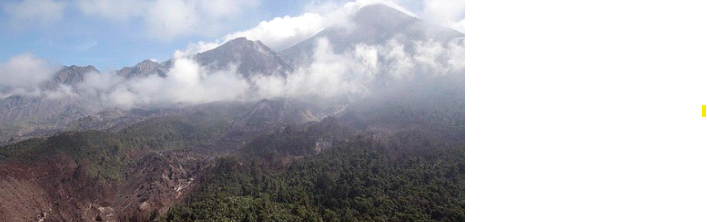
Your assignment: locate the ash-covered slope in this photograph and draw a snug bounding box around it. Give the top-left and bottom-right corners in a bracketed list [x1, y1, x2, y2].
[280, 4, 464, 65]
[194, 37, 293, 78]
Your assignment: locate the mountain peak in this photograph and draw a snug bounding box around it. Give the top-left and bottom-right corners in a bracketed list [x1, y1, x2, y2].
[194, 37, 293, 78]
[51, 65, 98, 87]
[354, 4, 417, 27]
[137, 59, 157, 65]
[64, 64, 97, 71]
[279, 3, 463, 65]
[226, 36, 248, 43]
[220, 37, 250, 48]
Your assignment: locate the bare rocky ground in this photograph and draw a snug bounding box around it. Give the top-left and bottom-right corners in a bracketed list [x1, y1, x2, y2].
[0, 148, 217, 222]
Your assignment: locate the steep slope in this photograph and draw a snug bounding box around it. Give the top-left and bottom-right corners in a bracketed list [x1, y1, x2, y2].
[194, 37, 293, 78]
[280, 4, 464, 65]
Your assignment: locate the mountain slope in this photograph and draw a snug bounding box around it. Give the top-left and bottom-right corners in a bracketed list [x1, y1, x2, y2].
[0, 95, 95, 144]
[280, 4, 464, 65]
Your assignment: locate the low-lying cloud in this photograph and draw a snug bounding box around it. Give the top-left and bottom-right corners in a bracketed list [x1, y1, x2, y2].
[1, 34, 463, 109]
[0, 53, 59, 97]
[420, 0, 465, 33]
[71, 36, 464, 109]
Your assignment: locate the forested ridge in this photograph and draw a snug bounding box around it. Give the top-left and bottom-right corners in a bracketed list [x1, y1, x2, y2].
[165, 131, 464, 221]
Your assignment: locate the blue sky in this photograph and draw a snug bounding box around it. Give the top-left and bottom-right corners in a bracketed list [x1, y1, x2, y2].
[0, 0, 464, 71]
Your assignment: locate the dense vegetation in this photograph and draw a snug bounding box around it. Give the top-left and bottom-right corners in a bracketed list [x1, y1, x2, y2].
[164, 131, 464, 221]
[0, 131, 129, 181]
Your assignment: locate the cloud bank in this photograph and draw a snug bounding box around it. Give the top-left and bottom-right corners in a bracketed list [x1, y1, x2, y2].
[71, 36, 464, 109]
[419, 0, 465, 33]
[0, 53, 59, 97]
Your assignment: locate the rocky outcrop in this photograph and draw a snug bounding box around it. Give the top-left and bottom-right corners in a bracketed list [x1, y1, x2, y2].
[0, 149, 210, 222]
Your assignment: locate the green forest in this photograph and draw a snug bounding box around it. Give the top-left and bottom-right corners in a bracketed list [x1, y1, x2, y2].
[165, 132, 464, 222]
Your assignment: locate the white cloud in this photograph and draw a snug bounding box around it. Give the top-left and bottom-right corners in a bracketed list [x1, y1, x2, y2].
[222, 13, 326, 51]
[0, 53, 58, 92]
[172, 0, 467, 56]
[284, 38, 362, 98]
[306, 0, 417, 18]
[77, 0, 261, 40]
[173, 41, 222, 58]
[452, 18, 465, 33]
[420, 0, 465, 33]
[172, 12, 327, 56]
[72, 34, 463, 109]
[80, 57, 252, 107]
[2, 0, 66, 30]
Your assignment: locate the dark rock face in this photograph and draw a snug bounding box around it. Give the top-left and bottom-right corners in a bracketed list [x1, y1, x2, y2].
[280, 4, 464, 65]
[116, 59, 168, 79]
[194, 37, 293, 78]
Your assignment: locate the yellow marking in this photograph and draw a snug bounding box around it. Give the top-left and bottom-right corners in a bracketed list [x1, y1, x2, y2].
[703, 105, 706, 117]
